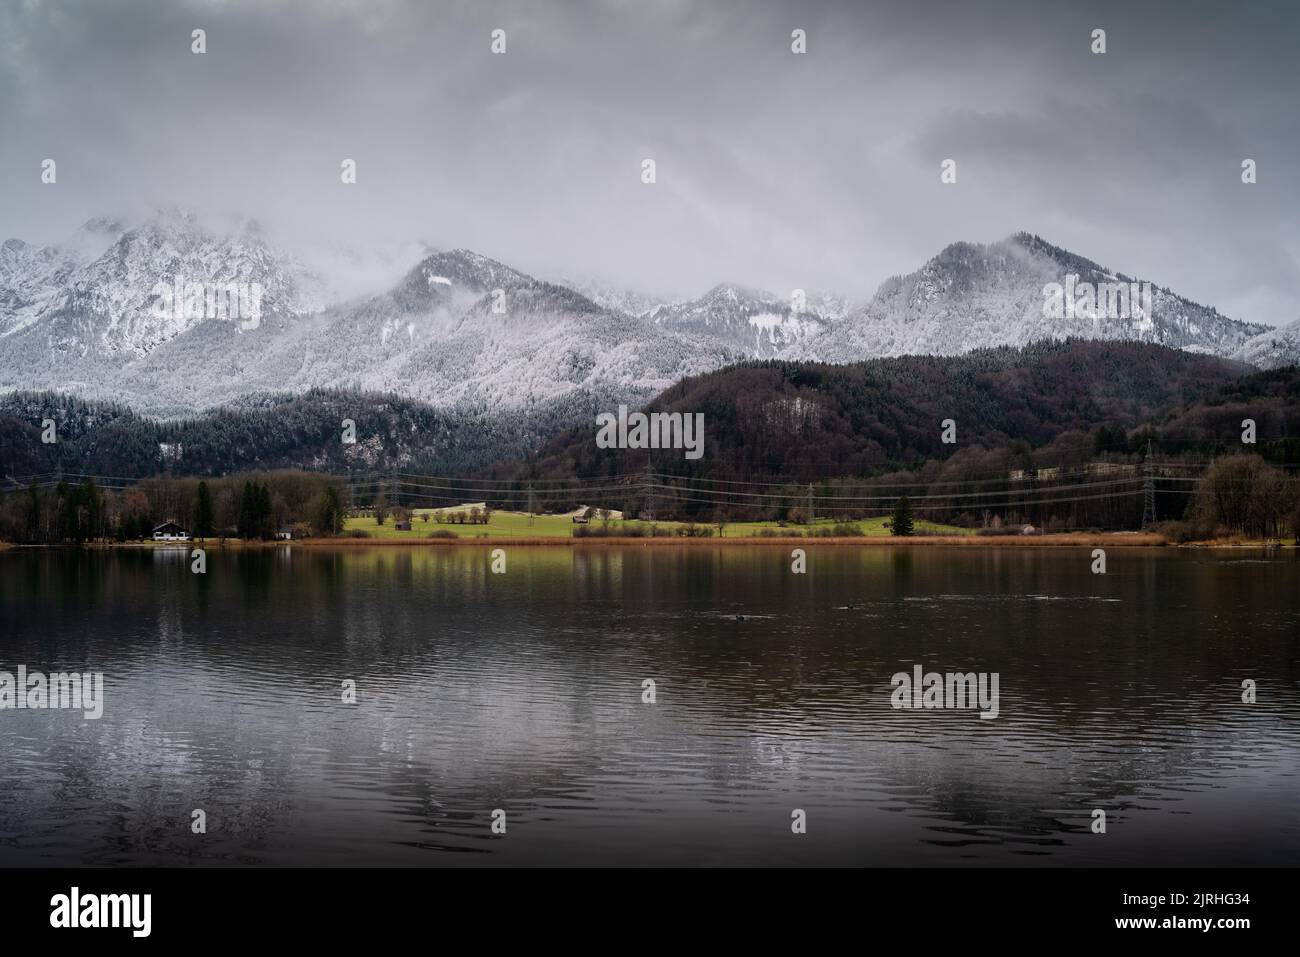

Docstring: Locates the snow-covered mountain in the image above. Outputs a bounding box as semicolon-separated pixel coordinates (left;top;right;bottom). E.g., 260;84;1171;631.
198;249;746;415
0;219;745;417
1233;318;1300;369
1;218;1290;420
808;233;1269;362
648;283;842;357
0;217;123;337
552;276;668;319
1;209;322;361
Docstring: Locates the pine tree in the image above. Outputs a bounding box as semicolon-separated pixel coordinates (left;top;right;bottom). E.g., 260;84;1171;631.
79;480;103;542
238;481;256;540
255;482;274;539
24;484;42;544
194;480;215;540
891;496;914;537
56;480;74;543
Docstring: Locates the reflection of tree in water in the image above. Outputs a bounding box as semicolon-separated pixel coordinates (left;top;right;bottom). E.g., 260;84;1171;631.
4;545;1297;865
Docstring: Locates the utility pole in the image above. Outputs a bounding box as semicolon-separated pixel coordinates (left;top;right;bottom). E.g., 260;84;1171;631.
807;483;814;527
527;483;535;527
1141;439;1156;527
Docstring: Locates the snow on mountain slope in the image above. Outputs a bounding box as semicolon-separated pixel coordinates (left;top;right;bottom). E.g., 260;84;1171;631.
0;220;1284;418
0;245;745;416
0;218;123;337
1234;318;1300;369
648;283;838;357
297;259;743;412
809;234;1267;362
553;276;669;318
53;209;320;358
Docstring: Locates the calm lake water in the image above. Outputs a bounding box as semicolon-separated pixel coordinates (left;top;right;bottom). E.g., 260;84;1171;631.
1;545;1297;867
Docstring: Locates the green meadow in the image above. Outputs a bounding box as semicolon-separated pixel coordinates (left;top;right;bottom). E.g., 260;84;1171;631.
343;510;971;539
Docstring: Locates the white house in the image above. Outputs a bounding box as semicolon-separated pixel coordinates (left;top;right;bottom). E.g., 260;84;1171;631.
152;521;191;542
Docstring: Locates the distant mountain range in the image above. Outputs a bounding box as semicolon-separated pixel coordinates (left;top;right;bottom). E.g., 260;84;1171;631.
1;212;1296;424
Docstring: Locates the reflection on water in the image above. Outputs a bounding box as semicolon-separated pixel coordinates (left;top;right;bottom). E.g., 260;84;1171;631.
1;545;1297;866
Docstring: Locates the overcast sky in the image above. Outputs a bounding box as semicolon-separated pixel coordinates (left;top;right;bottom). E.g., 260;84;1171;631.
2;0;1297;323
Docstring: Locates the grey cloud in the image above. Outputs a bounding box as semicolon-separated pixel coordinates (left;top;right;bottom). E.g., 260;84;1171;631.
0;0;1296;322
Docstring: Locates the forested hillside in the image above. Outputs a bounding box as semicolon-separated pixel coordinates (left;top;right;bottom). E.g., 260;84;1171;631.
7;340;1294;490
0;388;557;480
501;340;1298;531
526;340;1271;483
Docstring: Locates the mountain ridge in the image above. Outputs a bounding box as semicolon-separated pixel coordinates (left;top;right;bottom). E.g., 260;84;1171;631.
2;214;1296;418
808;232;1270;363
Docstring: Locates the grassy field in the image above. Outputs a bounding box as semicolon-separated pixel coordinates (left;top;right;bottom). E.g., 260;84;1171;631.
344;510;973;540
349;511;575;539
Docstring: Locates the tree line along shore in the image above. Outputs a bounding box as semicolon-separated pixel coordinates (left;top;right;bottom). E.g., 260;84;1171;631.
1;457;1296;548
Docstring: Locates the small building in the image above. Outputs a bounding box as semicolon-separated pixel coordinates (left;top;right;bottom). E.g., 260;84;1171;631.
152;521;190;542
276;526;294;541
1008;469;1026;482
1020;524;1037;536
572;507;594;524
395;520;412;531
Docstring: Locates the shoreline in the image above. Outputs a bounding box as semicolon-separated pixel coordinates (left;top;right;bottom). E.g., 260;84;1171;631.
291;533;1174;547
289;533;1291;548
11;533;1294;549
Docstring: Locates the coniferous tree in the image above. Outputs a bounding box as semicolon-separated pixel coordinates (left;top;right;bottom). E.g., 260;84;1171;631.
56;480;74;542
79;480;103;542
891;496;914;537
238;481;256;540
194;480;215;540
24;483;42;543
257;482;274;538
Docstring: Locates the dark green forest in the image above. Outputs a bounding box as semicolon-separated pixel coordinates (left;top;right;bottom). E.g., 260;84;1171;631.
526;340;1295;482
504;340;1300;532
0;387;557;479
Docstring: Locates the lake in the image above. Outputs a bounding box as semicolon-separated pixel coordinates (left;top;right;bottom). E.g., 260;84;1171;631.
1;544;1297;866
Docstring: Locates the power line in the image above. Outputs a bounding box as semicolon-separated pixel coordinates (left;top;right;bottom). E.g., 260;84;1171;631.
1142;439;1157;527
649;486;1147;514
648;476;1146;504
389;470;645;486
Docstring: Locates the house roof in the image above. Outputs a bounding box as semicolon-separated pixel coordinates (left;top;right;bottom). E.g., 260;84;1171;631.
153;521;187;532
